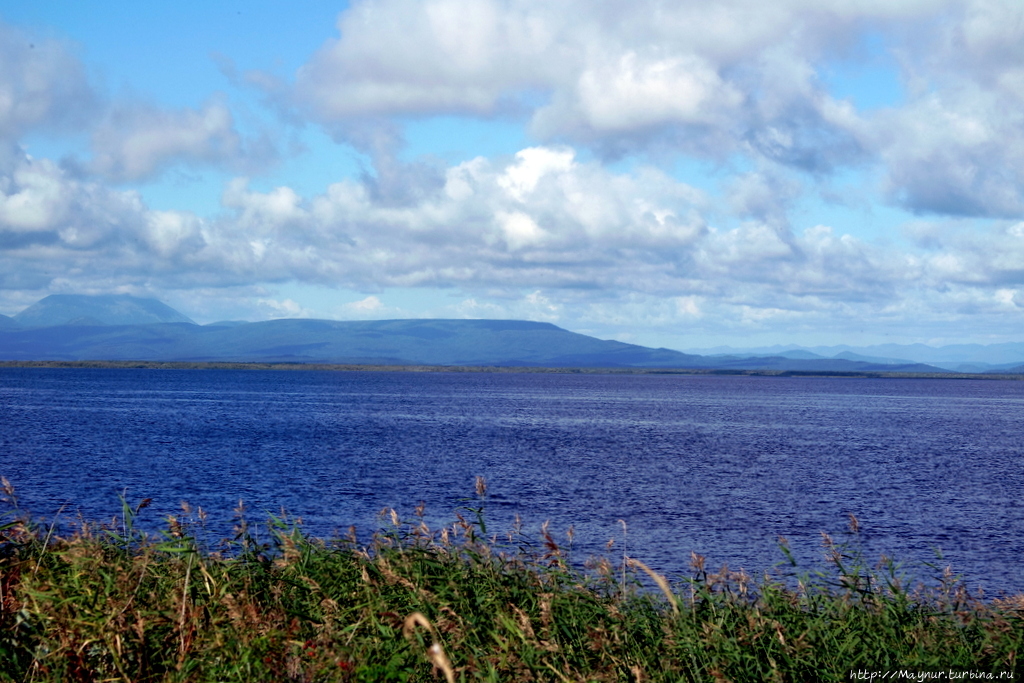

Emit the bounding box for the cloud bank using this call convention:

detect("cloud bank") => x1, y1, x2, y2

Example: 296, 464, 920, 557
5, 137, 1024, 341
280, 0, 1024, 217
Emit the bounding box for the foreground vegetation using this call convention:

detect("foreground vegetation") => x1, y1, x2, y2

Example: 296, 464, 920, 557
1, 478, 1021, 682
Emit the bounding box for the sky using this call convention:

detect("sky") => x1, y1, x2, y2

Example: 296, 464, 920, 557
1, 0, 1024, 350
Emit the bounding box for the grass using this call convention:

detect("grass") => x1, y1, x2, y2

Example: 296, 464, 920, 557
0, 476, 1021, 682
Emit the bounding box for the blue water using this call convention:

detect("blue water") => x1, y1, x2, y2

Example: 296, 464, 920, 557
1, 368, 1022, 594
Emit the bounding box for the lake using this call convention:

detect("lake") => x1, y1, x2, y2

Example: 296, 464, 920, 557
1, 367, 1022, 594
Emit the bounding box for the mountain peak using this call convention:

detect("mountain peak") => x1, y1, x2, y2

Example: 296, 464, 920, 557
13, 294, 195, 328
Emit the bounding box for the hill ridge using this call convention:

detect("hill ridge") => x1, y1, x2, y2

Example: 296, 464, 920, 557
13, 294, 196, 328
0, 294, 967, 372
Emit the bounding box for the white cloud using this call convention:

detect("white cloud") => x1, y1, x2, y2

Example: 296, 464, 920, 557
143, 211, 207, 259
497, 147, 575, 201
575, 52, 737, 130
0, 21, 282, 188
257, 297, 314, 318
89, 98, 278, 182
267, 0, 1024, 220
223, 178, 307, 228
276, 0, 919, 162
0, 154, 69, 231
0, 22, 95, 141
350, 296, 385, 313
674, 296, 702, 317
497, 210, 546, 249
0, 144, 956, 292
6, 137, 1024, 342
875, 85, 1024, 218
0, 148, 145, 243
291, 0, 562, 121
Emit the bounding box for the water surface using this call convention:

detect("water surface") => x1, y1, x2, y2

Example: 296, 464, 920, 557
1, 368, 1021, 593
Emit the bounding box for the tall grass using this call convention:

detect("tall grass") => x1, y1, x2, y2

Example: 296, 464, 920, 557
0, 476, 1021, 682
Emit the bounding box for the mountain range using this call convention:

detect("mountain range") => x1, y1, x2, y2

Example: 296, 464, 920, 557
684, 343, 1024, 373
0, 294, 1016, 373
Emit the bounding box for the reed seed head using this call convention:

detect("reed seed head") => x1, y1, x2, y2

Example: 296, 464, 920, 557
690, 551, 706, 573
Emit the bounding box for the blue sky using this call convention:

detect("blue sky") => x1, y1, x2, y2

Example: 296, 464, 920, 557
2, 0, 1024, 350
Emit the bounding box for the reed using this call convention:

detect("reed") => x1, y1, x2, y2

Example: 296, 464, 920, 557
0, 479, 1021, 682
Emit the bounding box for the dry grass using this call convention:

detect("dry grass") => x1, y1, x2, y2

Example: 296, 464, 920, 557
0, 479, 1021, 682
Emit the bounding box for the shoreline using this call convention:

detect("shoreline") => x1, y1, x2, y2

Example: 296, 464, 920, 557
1, 358, 1023, 380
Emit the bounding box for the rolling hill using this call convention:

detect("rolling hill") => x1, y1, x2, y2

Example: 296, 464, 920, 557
12, 294, 196, 328
0, 294, 950, 372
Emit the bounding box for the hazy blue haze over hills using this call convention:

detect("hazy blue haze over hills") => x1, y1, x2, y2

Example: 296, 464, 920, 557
687, 343, 1024, 371
0, 294, 1003, 372
0, 319, 948, 371
13, 294, 195, 328
0, 317, 705, 367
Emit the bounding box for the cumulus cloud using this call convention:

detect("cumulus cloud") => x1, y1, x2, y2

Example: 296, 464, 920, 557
869, 0, 1024, 217
0, 22, 277, 184
0, 22, 96, 140
277, 0, 920, 163
345, 295, 384, 313
89, 98, 278, 182
0, 143, 952, 299
535, 50, 743, 135
195, 144, 1024, 337
3, 144, 709, 295
877, 92, 1024, 218
266, 0, 1024, 220
291, 0, 563, 121
0, 146, 145, 245
0, 145, 151, 298
257, 297, 315, 318
727, 170, 803, 226
4, 135, 1024, 341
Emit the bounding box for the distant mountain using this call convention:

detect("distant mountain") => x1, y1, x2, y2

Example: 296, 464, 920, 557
674, 354, 940, 374
0, 314, 18, 330
693, 345, 783, 356
13, 294, 195, 328
0, 319, 944, 371
769, 350, 825, 360
813, 342, 1024, 365
203, 320, 250, 328
0, 317, 705, 367
0, 294, 956, 371
686, 342, 1024, 369
832, 351, 908, 365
